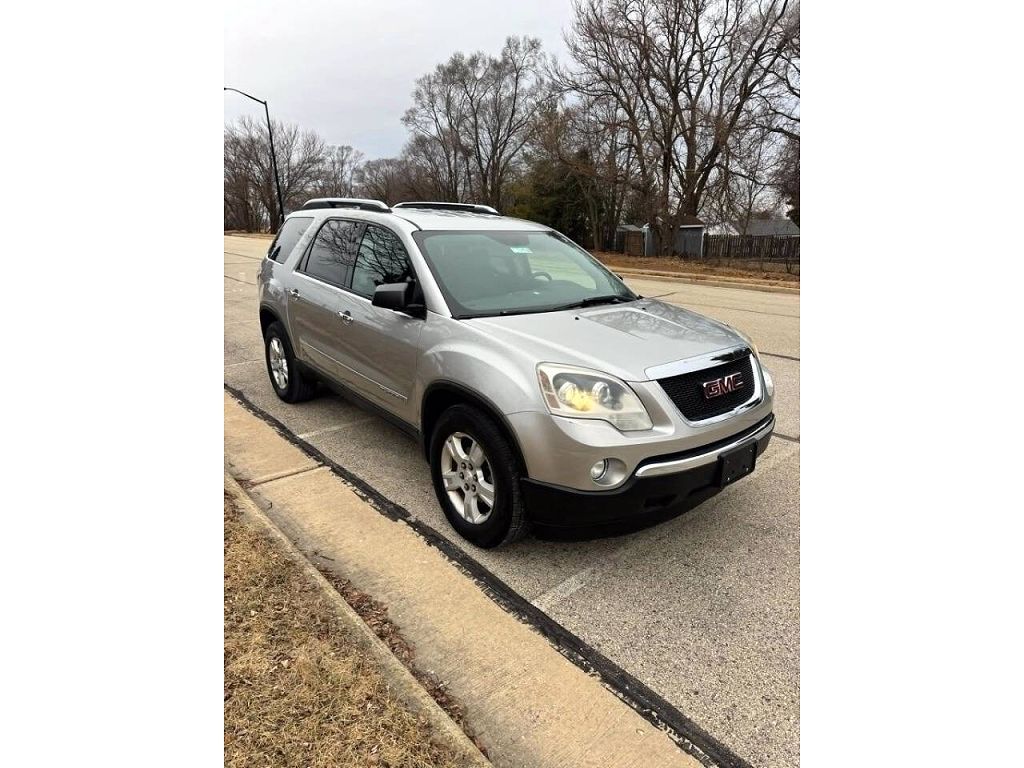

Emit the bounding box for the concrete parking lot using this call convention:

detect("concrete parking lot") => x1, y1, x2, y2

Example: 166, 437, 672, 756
224, 235, 800, 768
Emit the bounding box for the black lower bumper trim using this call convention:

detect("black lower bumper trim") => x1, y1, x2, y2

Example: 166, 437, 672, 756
523, 415, 774, 527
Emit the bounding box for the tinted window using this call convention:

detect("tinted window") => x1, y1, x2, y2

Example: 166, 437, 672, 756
301, 219, 363, 287
351, 225, 413, 298
268, 216, 313, 262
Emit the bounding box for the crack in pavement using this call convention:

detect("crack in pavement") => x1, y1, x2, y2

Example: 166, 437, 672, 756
246, 464, 326, 488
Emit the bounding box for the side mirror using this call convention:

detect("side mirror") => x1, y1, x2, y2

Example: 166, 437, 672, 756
372, 281, 425, 318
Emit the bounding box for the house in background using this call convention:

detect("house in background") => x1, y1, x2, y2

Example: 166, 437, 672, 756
706, 217, 799, 237
739, 218, 800, 237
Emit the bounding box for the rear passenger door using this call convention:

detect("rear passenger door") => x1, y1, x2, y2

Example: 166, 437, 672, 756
288, 218, 365, 385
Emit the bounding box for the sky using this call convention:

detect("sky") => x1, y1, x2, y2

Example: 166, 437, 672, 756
224, 0, 575, 160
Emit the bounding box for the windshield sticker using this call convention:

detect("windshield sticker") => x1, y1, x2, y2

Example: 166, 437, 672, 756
510, 246, 533, 254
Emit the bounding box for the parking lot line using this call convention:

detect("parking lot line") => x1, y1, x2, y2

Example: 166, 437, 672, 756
531, 567, 595, 612
297, 418, 377, 440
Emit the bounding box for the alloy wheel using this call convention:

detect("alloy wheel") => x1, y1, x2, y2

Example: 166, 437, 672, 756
440, 431, 496, 524
268, 336, 289, 390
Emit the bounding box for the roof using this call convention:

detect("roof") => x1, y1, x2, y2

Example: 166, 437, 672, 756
390, 208, 550, 232
616, 224, 644, 232
644, 214, 705, 228
287, 205, 550, 233
393, 201, 499, 215
742, 219, 800, 237
705, 222, 739, 235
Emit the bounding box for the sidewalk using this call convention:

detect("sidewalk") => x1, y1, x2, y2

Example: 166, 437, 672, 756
225, 390, 719, 768
613, 266, 800, 295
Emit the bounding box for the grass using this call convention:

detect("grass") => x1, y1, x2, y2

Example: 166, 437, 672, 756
224, 493, 474, 768
592, 251, 800, 284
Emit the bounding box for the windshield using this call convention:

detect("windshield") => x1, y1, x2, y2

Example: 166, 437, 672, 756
412, 230, 637, 318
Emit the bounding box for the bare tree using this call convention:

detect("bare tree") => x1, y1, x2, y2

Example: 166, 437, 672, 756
703, 119, 784, 232
561, 0, 798, 254
313, 144, 364, 198
529, 97, 637, 249
353, 157, 408, 204
223, 116, 329, 231
402, 57, 473, 202
403, 36, 552, 208
459, 37, 552, 207
773, 135, 799, 225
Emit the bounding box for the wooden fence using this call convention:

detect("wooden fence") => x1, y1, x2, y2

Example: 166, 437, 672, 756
701, 235, 800, 273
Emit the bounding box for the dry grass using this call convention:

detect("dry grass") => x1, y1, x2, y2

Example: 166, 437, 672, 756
593, 251, 800, 284
225, 230, 275, 240
224, 493, 474, 768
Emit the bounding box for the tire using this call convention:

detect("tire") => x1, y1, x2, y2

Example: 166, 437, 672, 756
429, 404, 529, 548
264, 321, 317, 403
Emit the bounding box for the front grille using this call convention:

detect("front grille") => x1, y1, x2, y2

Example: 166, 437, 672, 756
658, 352, 758, 422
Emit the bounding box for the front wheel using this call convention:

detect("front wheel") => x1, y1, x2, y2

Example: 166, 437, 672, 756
429, 405, 529, 548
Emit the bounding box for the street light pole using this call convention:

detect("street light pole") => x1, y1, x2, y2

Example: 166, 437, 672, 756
224, 87, 286, 229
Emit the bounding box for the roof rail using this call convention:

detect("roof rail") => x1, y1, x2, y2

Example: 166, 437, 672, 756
392, 201, 500, 215
300, 198, 391, 213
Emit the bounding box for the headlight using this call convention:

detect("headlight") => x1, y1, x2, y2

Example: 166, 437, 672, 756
536, 363, 653, 431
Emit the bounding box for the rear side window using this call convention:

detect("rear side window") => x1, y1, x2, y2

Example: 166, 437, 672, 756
351, 224, 413, 298
300, 219, 364, 287
268, 216, 313, 262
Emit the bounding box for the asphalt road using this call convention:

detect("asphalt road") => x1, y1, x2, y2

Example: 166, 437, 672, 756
224, 235, 800, 768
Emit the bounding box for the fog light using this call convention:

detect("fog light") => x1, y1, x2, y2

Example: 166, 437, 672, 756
590, 459, 609, 481
763, 368, 775, 397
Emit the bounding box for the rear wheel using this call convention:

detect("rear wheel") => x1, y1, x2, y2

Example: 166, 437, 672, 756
429, 405, 528, 548
264, 321, 317, 403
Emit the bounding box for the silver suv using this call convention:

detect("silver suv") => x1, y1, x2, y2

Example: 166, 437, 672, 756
258, 199, 775, 548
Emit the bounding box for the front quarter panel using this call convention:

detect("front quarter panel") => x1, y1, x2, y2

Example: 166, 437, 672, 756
414, 313, 543, 428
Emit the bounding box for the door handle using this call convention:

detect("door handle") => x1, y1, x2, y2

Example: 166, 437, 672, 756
338, 309, 354, 325
288, 288, 301, 300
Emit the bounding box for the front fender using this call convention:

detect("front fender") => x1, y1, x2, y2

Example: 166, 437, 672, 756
413, 315, 544, 425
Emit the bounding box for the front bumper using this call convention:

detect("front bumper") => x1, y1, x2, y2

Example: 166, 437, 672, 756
521, 414, 774, 527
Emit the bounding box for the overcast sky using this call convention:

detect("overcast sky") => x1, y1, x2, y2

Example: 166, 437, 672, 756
225, 0, 575, 160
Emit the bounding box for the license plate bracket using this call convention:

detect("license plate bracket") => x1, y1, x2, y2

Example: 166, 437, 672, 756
718, 441, 757, 488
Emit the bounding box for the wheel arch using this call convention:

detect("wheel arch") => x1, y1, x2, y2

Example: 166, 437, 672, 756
259, 304, 284, 338
420, 381, 528, 475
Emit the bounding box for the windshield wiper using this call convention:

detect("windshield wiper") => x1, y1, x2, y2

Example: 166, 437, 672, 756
553, 295, 635, 311
485, 295, 634, 317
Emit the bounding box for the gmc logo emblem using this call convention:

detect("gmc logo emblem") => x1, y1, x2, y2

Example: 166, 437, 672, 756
703, 372, 744, 399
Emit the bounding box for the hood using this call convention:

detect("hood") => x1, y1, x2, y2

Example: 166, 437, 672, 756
465, 299, 744, 381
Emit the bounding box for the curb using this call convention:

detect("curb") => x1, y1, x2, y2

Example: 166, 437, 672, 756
613, 268, 800, 295
225, 231, 274, 240
224, 471, 491, 768
225, 387, 750, 768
